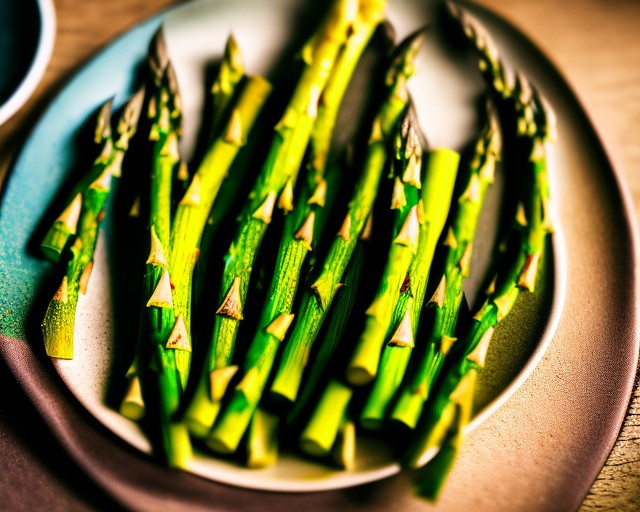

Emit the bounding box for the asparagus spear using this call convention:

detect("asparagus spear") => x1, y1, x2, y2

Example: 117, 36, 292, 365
121, 30, 174, 421
41, 90, 144, 359
346, 103, 430, 387
136, 28, 193, 468
205, 4, 383, 453
120, 29, 179, 419
169, 58, 272, 390
359, 145, 461, 428
389, 102, 500, 431
269, 28, 426, 407
39, 99, 121, 263
292, 236, 368, 463
183, 0, 361, 435
406, 67, 556, 504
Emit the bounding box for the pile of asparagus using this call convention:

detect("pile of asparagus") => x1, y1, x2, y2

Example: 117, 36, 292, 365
37, 0, 555, 500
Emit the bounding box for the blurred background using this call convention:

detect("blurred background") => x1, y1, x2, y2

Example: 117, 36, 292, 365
0, 0, 637, 510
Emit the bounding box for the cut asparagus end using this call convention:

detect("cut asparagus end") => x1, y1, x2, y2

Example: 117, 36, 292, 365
412, 441, 458, 501
410, 369, 477, 500
331, 418, 356, 470
247, 407, 279, 469
182, 376, 220, 439
345, 338, 382, 386
120, 375, 145, 421
164, 421, 193, 470
299, 379, 353, 458
41, 278, 76, 359
269, 365, 304, 406
389, 388, 426, 431
206, 392, 255, 455
405, 401, 456, 470
359, 346, 412, 429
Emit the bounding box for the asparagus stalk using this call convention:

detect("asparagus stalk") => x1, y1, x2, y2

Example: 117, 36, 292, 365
169, 64, 272, 389
120, 29, 179, 420
205, 4, 383, 453
39, 101, 116, 263
41, 90, 144, 359
345, 103, 426, 387
269, 28, 426, 406
294, 237, 368, 462
359, 145, 461, 428
389, 102, 500, 431
183, 0, 361, 434
406, 65, 556, 504
138, 29, 192, 468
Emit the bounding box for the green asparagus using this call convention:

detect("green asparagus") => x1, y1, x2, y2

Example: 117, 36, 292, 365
183, 0, 362, 436
405, 8, 556, 498
205, 2, 383, 454
269, 28, 426, 406
389, 102, 500, 431
42, 89, 144, 359
359, 145, 460, 428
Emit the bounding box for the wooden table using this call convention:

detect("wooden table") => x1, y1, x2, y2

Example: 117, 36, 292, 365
0, 0, 638, 509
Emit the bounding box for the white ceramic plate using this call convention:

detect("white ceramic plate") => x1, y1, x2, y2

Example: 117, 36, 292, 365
3, 0, 566, 493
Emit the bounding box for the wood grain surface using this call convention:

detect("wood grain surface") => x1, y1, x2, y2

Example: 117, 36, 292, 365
0, 0, 638, 510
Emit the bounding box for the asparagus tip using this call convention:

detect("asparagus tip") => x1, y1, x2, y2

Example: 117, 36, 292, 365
95, 98, 114, 144
149, 26, 169, 80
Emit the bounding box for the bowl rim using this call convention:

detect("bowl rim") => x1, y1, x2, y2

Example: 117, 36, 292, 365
0, 0, 56, 126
